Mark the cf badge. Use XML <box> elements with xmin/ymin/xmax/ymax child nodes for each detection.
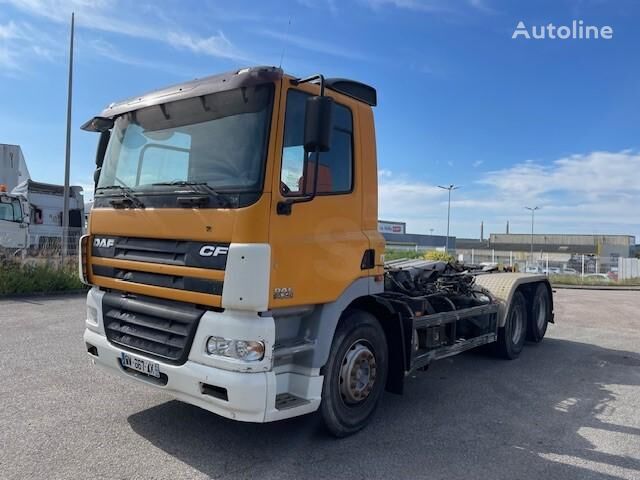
<box><xmin>199</xmin><ymin>245</ymin><xmax>229</xmax><ymax>257</ymax></box>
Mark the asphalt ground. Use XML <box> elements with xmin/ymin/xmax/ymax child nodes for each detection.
<box><xmin>1</xmin><ymin>289</ymin><xmax>639</xmax><ymax>480</ymax></box>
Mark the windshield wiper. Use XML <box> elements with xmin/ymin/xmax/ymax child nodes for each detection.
<box><xmin>96</xmin><ymin>185</ymin><xmax>145</xmax><ymax>209</ymax></box>
<box><xmin>151</xmin><ymin>181</ymin><xmax>230</xmax><ymax>207</ymax></box>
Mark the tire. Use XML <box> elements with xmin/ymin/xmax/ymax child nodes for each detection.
<box><xmin>527</xmin><ymin>283</ymin><xmax>551</xmax><ymax>342</ymax></box>
<box><xmin>495</xmin><ymin>290</ymin><xmax>527</xmax><ymax>359</ymax></box>
<box><xmin>320</xmin><ymin>310</ymin><xmax>388</xmax><ymax>437</ymax></box>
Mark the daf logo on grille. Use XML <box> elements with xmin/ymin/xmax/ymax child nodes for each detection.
<box><xmin>94</xmin><ymin>238</ymin><xmax>115</xmax><ymax>248</ymax></box>
<box><xmin>199</xmin><ymin>245</ymin><xmax>229</xmax><ymax>257</ymax></box>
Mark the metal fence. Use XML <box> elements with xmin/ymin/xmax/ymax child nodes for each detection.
<box><xmin>455</xmin><ymin>248</ymin><xmax>640</xmax><ymax>285</ymax></box>
<box><xmin>2</xmin><ymin>227</ymin><xmax>82</xmax><ymax>268</ymax></box>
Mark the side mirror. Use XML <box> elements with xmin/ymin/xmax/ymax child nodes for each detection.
<box><xmin>94</xmin><ymin>167</ymin><xmax>102</xmax><ymax>189</ymax></box>
<box><xmin>304</xmin><ymin>96</ymin><xmax>333</xmax><ymax>153</ymax></box>
<box><xmin>22</xmin><ymin>214</ymin><xmax>30</xmax><ymax>224</ymax></box>
<box><xmin>96</xmin><ymin>130</ymin><xmax>110</xmax><ymax>168</ymax></box>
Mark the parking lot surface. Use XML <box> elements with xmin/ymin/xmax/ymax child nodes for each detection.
<box><xmin>1</xmin><ymin>289</ymin><xmax>639</xmax><ymax>479</ymax></box>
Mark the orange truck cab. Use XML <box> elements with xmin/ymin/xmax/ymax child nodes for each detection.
<box><xmin>81</xmin><ymin>66</ymin><xmax>553</xmax><ymax>436</ymax></box>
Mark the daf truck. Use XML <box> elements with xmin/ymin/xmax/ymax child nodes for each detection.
<box><xmin>80</xmin><ymin>66</ymin><xmax>553</xmax><ymax>436</ymax></box>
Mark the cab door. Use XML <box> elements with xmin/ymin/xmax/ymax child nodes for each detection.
<box><xmin>268</xmin><ymin>85</ymin><xmax>369</xmax><ymax>308</ymax></box>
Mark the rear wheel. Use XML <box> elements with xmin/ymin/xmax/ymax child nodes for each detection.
<box><xmin>527</xmin><ymin>283</ymin><xmax>551</xmax><ymax>342</ymax></box>
<box><xmin>496</xmin><ymin>290</ymin><xmax>527</xmax><ymax>359</ymax></box>
<box><xmin>320</xmin><ymin>310</ymin><xmax>388</xmax><ymax>437</ymax></box>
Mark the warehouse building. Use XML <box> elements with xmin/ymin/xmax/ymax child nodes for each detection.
<box><xmin>457</xmin><ymin>233</ymin><xmax>635</xmax><ymax>272</ymax></box>
<box><xmin>488</xmin><ymin>233</ymin><xmax>634</xmax><ymax>258</ymax></box>
<box><xmin>379</xmin><ymin>220</ymin><xmax>453</xmax><ymax>251</ymax></box>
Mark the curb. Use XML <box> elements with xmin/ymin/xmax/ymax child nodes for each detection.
<box><xmin>0</xmin><ymin>289</ymin><xmax>89</xmax><ymax>300</ymax></box>
<box><xmin>552</xmin><ymin>284</ymin><xmax>640</xmax><ymax>291</ymax></box>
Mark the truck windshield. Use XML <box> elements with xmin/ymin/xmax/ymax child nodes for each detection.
<box><xmin>97</xmin><ymin>84</ymin><xmax>274</xmax><ymax>195</ymax></box>
<box><xmin>0</xmin><ymin>198</ymin><xmax>22</xmax><ymax>222</ymax></box>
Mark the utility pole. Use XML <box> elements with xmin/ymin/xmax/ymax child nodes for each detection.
<box><xmin>62</xmin><ymin>12</ymin><xmax>74</xmax><ymax>263</ymax></box>
<box><xmin>438</xmin><ymin>184</ymin><xmax>459</xmax><ymax>253</ymax></box>
<box><xmin>525</xmin><ymin>206</ymin><xmax>540</xmax><ymax>263</ymax></box>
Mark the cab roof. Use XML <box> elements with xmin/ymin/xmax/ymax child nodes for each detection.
<box><xmin>82</xmin><ymin>66</ymin><xmax>376</xmax><ymax>131</ymax></box>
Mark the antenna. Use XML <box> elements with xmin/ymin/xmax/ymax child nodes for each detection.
<box><xmin>278</xmin><ymin>16</ymin><xmax>292</xmax><ymax>69</ymax></box>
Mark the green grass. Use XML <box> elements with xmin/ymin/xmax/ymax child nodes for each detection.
<box><xmin>384</xmin><ymin>249</ymin><xmax>456</xmax><ymax>263</ymax></box>
<box><xmin>549</xmin><ymin>274</ymin><xmax>640</xmax><ymax>286</ymax></box>
<box><xmin>384</xmin><ymin>249</ymin><xmax>424</xmax><ymax>261</ymax></box>
<box><xmin>0</xmin><ymin>261</ymin><xmax>86</xmax><ymax>296</ymax></box>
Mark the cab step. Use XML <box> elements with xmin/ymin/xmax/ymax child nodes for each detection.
<box><xmin>275</xmin><ymin>393</ymin><xmax>310</xmax><ymax>410</ymax></box>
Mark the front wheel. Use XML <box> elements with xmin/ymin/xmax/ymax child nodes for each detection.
<box><xmin>320</xmin><ymin>310</ymin><xmax>388</xmax><ymax>437</ymax></box>
<box><xmin>495</xmin><ymin>290</ymin><xmax>527</xmax><ymax>359</ymax></box>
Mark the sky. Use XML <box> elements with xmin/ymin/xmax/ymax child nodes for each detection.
<box><xmin>0</xmin><ymin>0</ymin><xmax>639</xmax><ymax>241</ymax></box>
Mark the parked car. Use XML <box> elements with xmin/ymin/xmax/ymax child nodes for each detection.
<box><xmin>584</xmin><ymin>273</ymin><xmax>612</xmax><ymax>283</ymax></box>
<box><xmin>542</xmin><ymin>267</ymin><xmax>561</xmax><ymax>275</ymax></box>
<box><xmin>562</xmin><ymin>267</ymin><xmax>577</xmax><ymax>275</ymax></box>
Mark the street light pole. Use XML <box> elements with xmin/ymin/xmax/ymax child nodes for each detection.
<box><xmin>525</xmin><ymin>206</ymin><xmax>540</xmax><ymax>263</ymax></box>
<box><xmin>438</xmin><ymin>184</ymin><xmax>459</xmax><ymax>253</ymax></box>
<box><xmin>62</xmin><ymin>12</ymin><xmax>74</xmax><ymax>263</ymax></box>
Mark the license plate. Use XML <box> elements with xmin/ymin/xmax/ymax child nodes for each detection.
<box><xmin>120</xmin><ymin>352</ymin><xmax>160</xmax><ymax>378</ymax></box>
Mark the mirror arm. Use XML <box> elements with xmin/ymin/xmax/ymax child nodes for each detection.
<box><xmin>276</xmin><ymin>149</ymin><xmax>320</xmax><ymax>216</ymax></box>
<box><xmin>290</xmin><ymin>74</ymin><xmax>326</xmax><ymax>96</ymax></box>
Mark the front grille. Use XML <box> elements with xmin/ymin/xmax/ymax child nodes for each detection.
<box><xmin>92</xmin><ymin>265</ymin><xmax>223</xmax><ymax>295</ymax></box>
<box><xmin>92</xmin><ymin>236</ymin><xmax>229</xmax><ymax>270</ymax></box>
<box><xmin>102</xmin><ymin>292</ymin><xmax>205</xmax><ymax>365</ymax></box>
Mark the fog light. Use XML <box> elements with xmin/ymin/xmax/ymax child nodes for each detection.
<box><xmin>206</xmin><ymin>336</ymin><xmax>265</xmax><ymax>361</ymax></box>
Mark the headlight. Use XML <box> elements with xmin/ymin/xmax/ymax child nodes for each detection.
<box><xmin>206</xmin><ymin>336</ymin><xmax>265</xmax><ymax>361</ymax></box>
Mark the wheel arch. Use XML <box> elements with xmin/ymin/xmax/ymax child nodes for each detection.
<box><xmin>344</xmin><ymin>295</ymin><xmax>411</xmax><ymax>394</ymax></box>
<box><xmin>474</xmin><ymin>273</ymin><xmax>554</xmax><ymax>327</ymax></box>
<box><xmin>518</xmin><ymin>279</ymin><xmax>555</xmax><ymax>325</ymax></box>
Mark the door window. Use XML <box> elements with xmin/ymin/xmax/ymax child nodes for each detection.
<box><xmin>280</xmin><ymin>90</ymin><xmax>353</xmax><ymax>196</ymax></box>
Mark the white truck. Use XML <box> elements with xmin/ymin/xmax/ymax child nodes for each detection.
<box><xmin>0</xmin><ymin>180</ymin><xmax>85</xmax><ymax>255</ymax></box>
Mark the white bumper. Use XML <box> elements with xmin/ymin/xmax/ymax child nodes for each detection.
<box><xmin>83</xmin><ymin>287</ymin><xmax>322</xmax><ymax>423</ymax></box>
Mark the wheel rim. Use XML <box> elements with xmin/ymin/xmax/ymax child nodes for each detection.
<box><xmin>339</xmin><ymin>340</ymin><xmax>377</xmax><ymax>405</ymax></box>
<box><xmin>536</xmin><ymin>295</ymin><xmax>547</xmax><ymax>330</ymax></box>
<box><xmin>511</xmin><ymin>305</ymin><xmax>524</xmax><ymax>344</ymax></box>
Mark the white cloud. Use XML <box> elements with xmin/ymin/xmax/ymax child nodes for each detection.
<box><xmin>359</xmin><ymin>0</ymin><xmax>495</xmax><ymax>13</ymax></box>
<box><xmin>472</xmin><ymin>160</ymin><xmax>484</xmax><ymax>167</ymax></box>
<box><xmin>0</xmin><ymin>20</ymin><xmax>21</xmax><ymax>40</ymax></box>
<box><xmin>481</xmin><ymin>151</ymin><xmax>640</xmax><ymax>197</ymax></box>
<box><xmin>0</xmin><ymin>0</ymin><xmax>248</xmax><ymax>70</ymax></box>
<box><xmin>360</xmin><ymin>0</ymin><xmax>454</xmax><ymax>12</ymax></box>
<box><xmin>378</xmin><ymin>170</ymin><xmax>448</xmax><ymax>232</ymax></box>
<box><xmin>167</xmin><ymin>31</ymin><xmax>246</xmax><ymax>61</ymax></box>
<box><xmin>0</xmin><ymin>19</ymin><xmax>59</xmax><ymax>73</ymax></box>
<box><xmin>377</xmin><ymin>151</ymin><xmax>640</xmax><ymax>239</ymax></box>
<box><xmin>468</xmin><ymin>0</ymin><xmax>497</xmax><ymax>14</ymax></box>
<box><xmin>87</xmin><ymin>38</ymin><xmax>199</xmax><ymax>76</ymax></box>
<box><xmin>255</xmin><ymin>28</ymin><xmax>366</xmax><ymax>61</ymax></box>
